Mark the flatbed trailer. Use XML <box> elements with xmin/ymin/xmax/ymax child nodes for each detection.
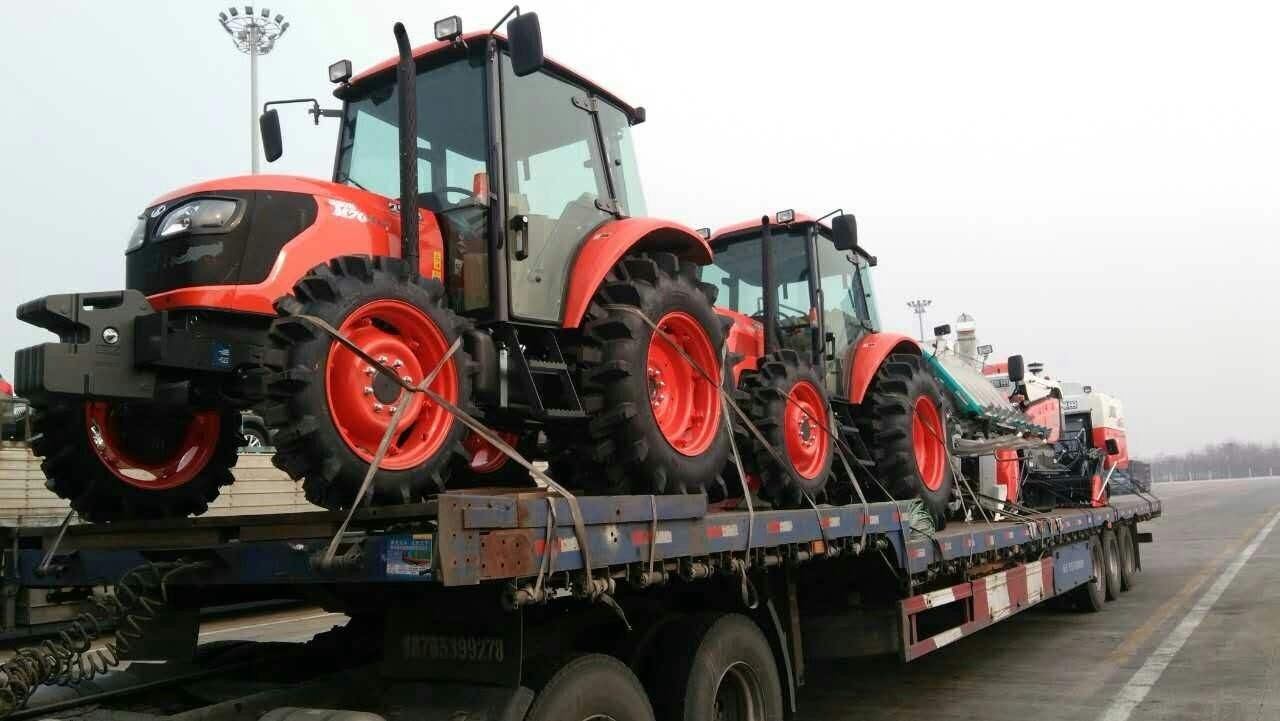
<box><xmin>0</xmin><ymin>489</ymin><xmax>1160</xmax><ymax>721</ymax></box>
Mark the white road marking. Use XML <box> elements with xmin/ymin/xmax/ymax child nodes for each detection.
<box><xmin>1098</xmin><ymin>509</ymin><xmax>1280</xmax><ymax>721</ymax></box>
<box><xmin>198</xmin><ymin>611</ymin><xmax>343</xmax><ymax>637</ymax></box>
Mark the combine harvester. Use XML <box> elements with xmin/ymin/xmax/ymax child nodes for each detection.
<box><xmin>4</xmin><ymin>9</ymin><xmax>1158</xmax><ymax>721</ymax></box>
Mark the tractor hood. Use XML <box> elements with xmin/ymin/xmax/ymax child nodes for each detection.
<box><xmin>126</xmin><ymin>175</ymin><xmax>433</xmax><ymax>315</ymax></box>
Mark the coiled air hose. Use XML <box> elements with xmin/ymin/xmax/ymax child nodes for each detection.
<box><xmin>0</xmin><ymin>560</ymin><xmax>209</xmax><ymax>718</ymax></box>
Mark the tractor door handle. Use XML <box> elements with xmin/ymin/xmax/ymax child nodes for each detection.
<box><xmin>511</xmin><ymin>215</ymin><xmax>530</xmax><ymax>261</ymax></box>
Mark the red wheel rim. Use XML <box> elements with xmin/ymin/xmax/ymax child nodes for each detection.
<box><xmin>784</xmin><ymin>381</ymin><xmax>829</xmax><ymax>480</ymax></box>
<box><xmin>645</xmin><ymin>311</ymin><xmax>721</xmax><ymax>456</ymax></box>
<box><xmin>324</xmin><ymin>299</ymin><xmax>458</xmax><ymax>471</ymax></box>
<box><xmin>464</xmin><ymin>431</ymin><xmax>520</xmax><ymax>474</ymax></box>
<box><xmin>912</xmin><ymin>395</ymin><xmax>946</xmax><ymax>491</ymax></box>
<box><xmin>84</xmin><ymin>402</ymin><xmax>221</xmax><ymax>490</ymax></box>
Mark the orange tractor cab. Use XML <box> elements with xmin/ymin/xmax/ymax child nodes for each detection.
<box><xmin>14</xmin><ymin>10</ymin><xmax>732</xmax><ymax>520</ymax></box>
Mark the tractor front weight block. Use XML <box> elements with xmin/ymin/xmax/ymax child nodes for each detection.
<box><xmin>15</xmin><ymin>290</ymin><xmax>277</xmax><ymax>404</ymax></box>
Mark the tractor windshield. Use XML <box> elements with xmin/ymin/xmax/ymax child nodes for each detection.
<box><xmin>335</xmin><ymin>56</ymin><xmax>488</xmax><ymax>213</ymax></box>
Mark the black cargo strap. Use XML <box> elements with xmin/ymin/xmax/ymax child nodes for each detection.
<box><xmin>286</xmin><ymin>313</ymin><xmax>608</xmax><ymax>613</ymax></box>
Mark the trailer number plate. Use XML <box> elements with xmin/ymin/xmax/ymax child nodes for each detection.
<box><xmin>386</xmin><ymin>534</ymin><xmax>434</xmax><ymax>577</ymax></box>
<box><xmin>401</xmin><ymin>635</ymin><xmax>505</xmax><ymax>663</ymax></box>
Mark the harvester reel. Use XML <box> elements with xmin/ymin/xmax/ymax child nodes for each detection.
<box><xmin>262</xmin><ymin>255</ymin><xmax>476</xmax><ymax>509</ymax></box>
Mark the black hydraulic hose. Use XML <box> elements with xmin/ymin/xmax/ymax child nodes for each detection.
<box><xmin>393</xmin><ymin>22</ymin><xmax>420</xmax><ymax>280</ymax></box>
<box><xmin>760</xmin><ymin>216</ymin><xmax>779</xmax><ymax>355</ymax></box>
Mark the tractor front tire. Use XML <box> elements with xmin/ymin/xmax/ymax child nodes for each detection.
<box><xmin>570</xmin><ymin>252</ymin><xmax>730</xmax><ymax>496</ymax></box>
<box><xmin>31</xmin><ymin>399</ymin><xmax>240</xmax><ymax>522</ymax></box>
<box><xmin>738</xmin><ymin>350</ymin><xmax>834</xmax><ymax>507</ymax></box>
<box><xmin>263</xmin><ymin>255</ymin><xmax>475</xmax><ymax>509</ymax></box>
<box><xmin>852</xmin><ymin>353</ymin><xmax>954</xmax><ymax>528</ymax></box>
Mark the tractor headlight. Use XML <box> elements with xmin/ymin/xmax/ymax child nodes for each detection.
<box><xmin>156</xmin><ymin>198</ymin><xmax>240</xmax><ymax>240</ymax></box>
<box><xmin>125</xmin><ymin>215</ymin><xmax>147</xmax><ymax>253</ymax></box>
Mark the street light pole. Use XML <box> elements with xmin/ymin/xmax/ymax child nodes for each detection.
<box><xmin>218</xmin><ymin>7</ymin><xmax>291</xmax><ymax>175</ymax></box>
<box><xmin>906</xmin><ymin>299</ymin><xmax>932</xmax><ymax>341</ymax></box>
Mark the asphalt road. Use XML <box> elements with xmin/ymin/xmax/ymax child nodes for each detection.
<box><xmin>191</xmin><ymin>477</ymin><xmax>1280</xmax><ymax>721</ymax></box>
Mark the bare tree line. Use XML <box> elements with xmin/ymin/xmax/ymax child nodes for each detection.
<box><xmin>1143</xmin><ymin>441</ymin><xmax>1280</xmax><ymax>482</ymax></box>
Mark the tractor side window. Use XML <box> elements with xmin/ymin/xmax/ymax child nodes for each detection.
<box><xmin>596</xmin><ymin>103</ymin><xmax>648</xmax><ymax>217</ymax></box>
<box><xmin>502</xmin><ymin>59</ymin><xmax>613</xmax><ymax>322</ymax></box>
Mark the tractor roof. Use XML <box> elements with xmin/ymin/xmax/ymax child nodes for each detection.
<box><xmin>343</xmin><ymin>31</ymin><xmax>643</xmax><ymax>123</ymax></box>
<box><xmin>711</xmin><ymin>213</ymin><xmax>876</xmax><ymax>262</ymax></box>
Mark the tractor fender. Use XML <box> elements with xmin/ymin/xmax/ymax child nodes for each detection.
<box><xmin>561</xmin><ymin>217</ymin><xmax>713</xmax><ymax>328</ymax></box>
<box><xmin>845</xmin><ymin>331</ymin><xmax>921</xmax><ymax>404</ymax></box>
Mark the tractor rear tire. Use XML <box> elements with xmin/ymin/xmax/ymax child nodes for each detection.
<box><xmin>568</xmin><ymin>252</ymin><xmax>730</xmax><ymax>496</ymax></box>
<box><xmin>738</xmin><ymin>350</ymin><xmax>834</xmax><ymax>507</ymax></box>
<box><xmin>262</xmin><ymin>255</ymin><xmax>475</xmax><ymax>509</ymax></box>
<box><xmin>852</xmin><ymin>353</ymin><xmax>954</xmax><ymax>528</ymax></box>
<box><xmin>31</xmin><ymin>399</ymin><xmax>240</xmax><ymax>522</ymax></box>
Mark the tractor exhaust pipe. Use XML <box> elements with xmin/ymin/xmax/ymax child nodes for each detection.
<box><xmin>393</xmin><ymin>22</ymin><xmax>420</xmax><ymax>280</ymax></box>
<box><xmin>760</xmin><ymin>215</ymin><xmax>779</xmax><ymax>355</ymax></box>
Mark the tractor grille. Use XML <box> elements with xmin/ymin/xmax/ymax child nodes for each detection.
<box><xmin>126</xmin><ymin>191</ymin><xmax>317</xmax><ymax>297</ymax></box>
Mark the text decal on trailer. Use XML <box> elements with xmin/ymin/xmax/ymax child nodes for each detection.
<box><xmin>401</xmin><ymin>635</ymin><xmax>505</xmax><ymax>663</ymax></box>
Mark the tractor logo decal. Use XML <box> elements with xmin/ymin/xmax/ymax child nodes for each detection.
<box><xmin>326</xmin><ymin>198</ymin><xmax>369</xmax><ymax>224</ymax></box>
<box><xmin>149</xmin><ymin>204</ymin><xmax>167</xmax><ymax>218</ymax></box>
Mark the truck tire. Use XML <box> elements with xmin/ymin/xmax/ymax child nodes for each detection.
<box><xmin>738</xmin><ymin>350</ymin><xmax>834</xmax><ymax>507</ymax></box>
<box><xmin>263</xmin><ymin>255</ymin><xmax>476</xmax><ymax>509</ymax></box>
<box><xmin>1102</xmin><ymin>528</ymin><xmax>1122</xmax><ymax>600</ymax></box>
<box><xmin>524</xmin><ymin>654</ymin><xmax>655</xmax><ymax>721</ymax></box>
<box><xmin>1118</xmin><ymin>525</ymin><xmax>1138</xmax><ymax>591</ymax></box>
<box><xmin>569</xmin><ymin>252</ymin><xmax>730</xmax><ymax>495</ymax></box>
<box><xmin>31</xmin><ymin>400</ymin><xmax>240</xmax><ymax>521</ymax></box>
<box><xmin>653</xmin><ymin>613</ymin><xmax>784</xmax><ymax>721</ymax></box>
<box><xmin>852</xmin><ymin>353</ymin><xmax>954</xmax><ymax>528</ymax></box>
<box><xmin>1072</xmin><ymin>535</ymin><xmax>1107</xmax><ymax>612</ymax></box>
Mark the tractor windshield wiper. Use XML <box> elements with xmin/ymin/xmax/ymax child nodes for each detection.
<box><xmin>340</xmin><ymin>174</ymin><xmax>369</xmax><ymax>192</ymax></box>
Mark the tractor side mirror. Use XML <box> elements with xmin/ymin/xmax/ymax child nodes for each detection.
<box><xmin>260</xmin><ymin>109</ymin><xmax>283</xmax><ymax>163</ymax></box>
<box><xmin>831</xmin><ymin>214</ymin><xmax>857</xmax><ymax>251</ymax></box>
<box><xmin>1105</xmin><ymin>438</ymin><xmax>1120</xmax><ymax>455</ymax></box>
<box><xmin>933</xmin><ymin>324</ymin><xmax>951</xmax><ymax>337</ymax></box>
<box><xmin>1006</xmin><ymin>354</ymin><xmax>1025</xmax><ymax>383</ymax></box>
<box><xmin>508</xmin><ymin>12</ymin><xmax>544</xmax><ymax>77</ymax></box>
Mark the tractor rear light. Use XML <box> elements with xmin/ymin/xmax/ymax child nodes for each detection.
<box><xmin>328</xmin><ymin>59</ymin><xmax>352</xmax><ymax>84</ymax></box>
<box><xmin>434</xmin><ymin>15</ymin><xmax>462</xmax><ymax>41</ymax></box>
<box><xmin>776</xmin><ymin>209</ymin><xmax>795</xmax><ymax>224</ymax></box>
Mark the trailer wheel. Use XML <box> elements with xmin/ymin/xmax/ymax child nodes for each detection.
<box><xmin>524</xmin><ymin>654</ymin><xmax>655</xmax><ymax>721</ymax></box>
<box><xmin>1118</xmin><ymin>525</ymin><xmax>1138</xmax><ymax>591</ymax></box>
<box><xmin>1102</xmin><ymin>528</ymin><xmax>1122</xmax><ymax>602</ymax></box>
<box><xmin>569</xmin><ymin>252</ymin><xmax>730</xmax><ymax>495</ymax></box>
<box><xmin>852</xmin><ymin>353</ymin><xmax>954</xmax><ymax>528</ymax></box>
<box><xmin>654</xmin><ymin>613</ymin><xmax>784</xmax><ymax>721</ymax></box>
<box><xmin>1072</xmin><ymin>535</ymin><xmax>1107</xmax><ymax>612</ymax></box>
<box><xmin>263</xmin><ymin>255</ymin><xmax>476</xmax><ymax>509</ymax></box>
<box><xmin>738</xmin><ymin>350</ymin><xmax>834</xmax><ymax>507</ymax></box>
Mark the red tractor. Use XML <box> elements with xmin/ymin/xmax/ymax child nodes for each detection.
<box><xmin>704</xmin><ymin>211</ymin><xmax>955</xmax><ymax>524</ymax></box>
<box><xmin>14</xmin><ymin>12</ymin><xmax>733</xmax><ymax>520</ymax></box>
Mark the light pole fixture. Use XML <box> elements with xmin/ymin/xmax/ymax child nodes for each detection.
<box><xmin>218</xmin><ymin>6</ymin><xmax>291</xmax><ymax>174</ymax></box>
<box><xmin>906</xmin><ymin>299</ymin><xmax>932</xmax><ymax>341</ymax></box>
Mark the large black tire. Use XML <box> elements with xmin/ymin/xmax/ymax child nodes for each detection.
<box><xmin>1118</xmin><ymin>524</ymin><xmax>1138</xmax><ymax>591</ymax></box>
<box><xmin>525</xmin><ymin>654</ymin><xmax>655</xmax><ymax>721</ymax></box>
<box><xmin>851</xmin><ymin>353</ymin><xmax>954</xmax><ymax>527</ymax></box>
<box><xmin>30</xmin><ymin>400</ymin><xmax>239</xmax><ymax>521</ymax></box>
<box><xmin>1071</xmin><ymin>535</ymin><xmax>1107</xmax><ymax>612</ymax></box>
<box><xmin>652</xmin><ymin>613</ymin><xmax>784</xmax><ymax>721</ymax></box>
<box><xmin>1102</xmin><ymin>528</ymin><xmax>1123</xmax><ymax>601</ymax></box>
<box><xmin>262</xmin><ymin>255</ymin><xmax>476</xmax><ymax>509</ymax></box>
<box><xmin>568</xmin><ymin>252</ymin><xmax>730</xmax><ymax>495</ymax></box>
<box><xmin>738</xmin><ymin>350</ymin><xmax>835</xmax><ymax>507</ymax></box>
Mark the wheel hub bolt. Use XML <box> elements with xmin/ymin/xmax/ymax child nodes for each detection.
<box><xmin>373</xmin><ymin>403</ymin><xmax>384</xmax><ymax>413</ymax></box>
<box><xmin>364</xmin><ymin>366</ymin><xmax>376</xmax><ymax>376</ymax></box>
<box><xmin>402</xmin><ymin>375</ymin><xmax>413</xmax><ymax>385</ymax></box>
<box><xmin>392</xmin><ymin>359</ymin><xmax>404</xmax><ymax>369</ymax></box>
<box><xmin>363</xmin><ymin>386</ymin><xmax>373</xmax><ymax>395</ymax></box>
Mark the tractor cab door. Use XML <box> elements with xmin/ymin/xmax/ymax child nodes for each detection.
<box><xmin>499</xmin><ymin>57</ymin><xmax>647</xmax><ymax>323</ymax></box>
<box><xmin>811</xmin><ymin>231</ymin><xmax>879</xmax><ymax>397</ymax></box>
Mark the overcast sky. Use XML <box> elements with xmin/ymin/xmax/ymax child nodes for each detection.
<box><xmin>0</xmin><ymin>1</ymin><xmax>1276</xmax><ymax>457</ymax></box>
